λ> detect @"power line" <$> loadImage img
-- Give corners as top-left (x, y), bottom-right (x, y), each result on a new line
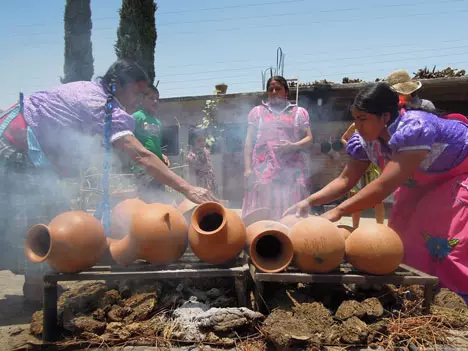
top-left (155, 44), bottom-right (468, 80)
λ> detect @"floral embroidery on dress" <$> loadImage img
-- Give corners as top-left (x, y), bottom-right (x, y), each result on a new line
top-left (423, 232), bottom-right (459, 261)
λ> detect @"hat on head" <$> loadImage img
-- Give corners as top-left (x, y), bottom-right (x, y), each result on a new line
top-left (386, 69), bottom-right (422, 95)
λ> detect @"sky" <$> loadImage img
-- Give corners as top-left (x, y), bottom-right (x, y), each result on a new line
top-left (1, 0), bottom-right (467, 107)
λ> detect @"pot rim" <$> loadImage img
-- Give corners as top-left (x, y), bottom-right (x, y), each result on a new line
top-left (191, 201), bottom-right (227, 235)
top-left (249, 230), bottom-right (294, 273)
top-left (24, 224), bottom-right (52, 263)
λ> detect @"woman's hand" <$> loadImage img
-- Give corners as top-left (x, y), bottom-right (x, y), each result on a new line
top-left (273, 140), bottom-right (296, 154)
top-left (184, 185), bottom-right (218, 204)
top-left (283, 199), bottom-right (311, 218)
top-left (162, 154), bottom-right (171, 167)
top-left (321, 206), bottom-right (344, 222)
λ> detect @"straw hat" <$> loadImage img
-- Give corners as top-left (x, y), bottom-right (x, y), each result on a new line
top-left (386, 70), bottom-right (422, 95)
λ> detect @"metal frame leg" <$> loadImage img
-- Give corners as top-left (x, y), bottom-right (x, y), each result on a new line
top-left (423, 283), bottom-right (435, 314)
top-left (234, 276), bottom-right (248, 307)
top-left (254, 281), bottom-right (267, 314)
top-left (42, 279), bottom-right (58, 342)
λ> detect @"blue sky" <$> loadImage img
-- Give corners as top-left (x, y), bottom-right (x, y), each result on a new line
top-left (1, 0), bottom-right (467, 107)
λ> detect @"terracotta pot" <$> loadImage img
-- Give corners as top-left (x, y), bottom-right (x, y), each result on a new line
top-left (25, 211), bottom-right (107, 273)
top-left (107, 236), bottom-right (139, 266)
top-left (177, 198), bottom-right (197, 224)
top-left (243, 207), bottom-right (271, 227)
top-left (189, 202), bottom-right (246, 264)
top-left (280, 214), bottom-right (311, 228)
top-left (345, 224), bottom-right (404, 275)
top-left (110, 198), bottom-right (146, 240)
top-left (246, 220), bottom-right (293, 273)
top-left (289, 216), bottom-right (345, 273)
top-left (132, 203), bottom-right (188, 264)
top-left (337, 224), bottom-right (354, 240)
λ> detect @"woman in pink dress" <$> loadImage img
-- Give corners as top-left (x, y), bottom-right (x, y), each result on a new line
top-left (286, 82), bottom-right (468, 302)
top-left (242, 76), bottom-right (313, 220)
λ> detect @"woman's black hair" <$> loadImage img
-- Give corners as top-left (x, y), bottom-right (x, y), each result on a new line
top-left (99, 59), bottom-right (149, 94)
top-left (266, 75), bottom-right (289, 94)
top-left (189, 127), bottom-right (207, 146)
top-left (351, 82), bottom-right (400, 124)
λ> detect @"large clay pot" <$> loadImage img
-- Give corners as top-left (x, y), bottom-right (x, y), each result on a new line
top-left (289, 216), bottom-right (345, 273)
top-left (25, 211), bottom-right (107, 273)
top-left (246, 220), bottom-right (293, 273)
top-left (337, 224), bottom-right (354, 240)
top-left (346, 224), bottom-right (404, 275)
top-left (243, 207), bottom-right (271, 227)
top-left (107, 236), bottom-right (139, 266)
top-left (132, 203), bottom-right (188, 264)
top-left (110, 198), bottom-right (145, 239)
top-left (189, 202), bottom-right (246, 264)
top-left (280, 214), bottom-right (311, 228)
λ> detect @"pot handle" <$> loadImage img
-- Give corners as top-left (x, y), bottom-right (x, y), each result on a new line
top-left (163, 212), bottom-right (171, 230)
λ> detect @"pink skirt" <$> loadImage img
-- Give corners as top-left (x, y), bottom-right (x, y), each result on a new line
top-left (389, 160), bottom-right (468, 302)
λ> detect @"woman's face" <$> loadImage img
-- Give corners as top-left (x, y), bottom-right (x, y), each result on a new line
top-left (351, 108), bottom-right (389, 141)
top-left (194, 136), bottom-right (206, 149)
top-left (118, 81), bottom-right (149, 113)
top-left (267, 80), bottom-right (288, 104)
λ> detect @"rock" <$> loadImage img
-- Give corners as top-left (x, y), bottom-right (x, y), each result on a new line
top-left (432, 305), bottom-right (468, 328)
top-left (341, 316), bottom-right (369, 344)
top-left (435, 289), bottom-right (468, 310)
top-left (362, 297), bottom-right (384, 318)
top-left (123, 293), bottom-right (157, 322)
top-left (196, 307), bottom-right (264, 332)
top-left (30, 311), bottom-right (43, 336)
top-left (92, 308), bottom-right (107, 321)
top-left (210, 296), bottom-right (236, 308)
top-left (206, 288), bottom-right (223, 299)
top-left (104, 322), bottom-right (132, 341)
top-left (58, 282), bottom-right (108, 315)
top-left (63, 316), bottom-right (106, 335)
top-left (107, 305), bottom-right (133, 322)
top-left (97, 289), bottom-right (121, 309)
top-left (335, 300), bottom-right (365, 320)
top-left (172, 299), bottom-right (210, 342)
top-left (9, 326), bottom-right (24, 336)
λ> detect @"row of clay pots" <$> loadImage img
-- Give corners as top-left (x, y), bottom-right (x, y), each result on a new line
top-left (24, 199), bottom-right (404, 276)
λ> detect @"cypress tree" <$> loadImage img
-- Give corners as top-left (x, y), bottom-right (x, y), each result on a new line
top-left (115, 0), bottom-right (157, 84)
top-left (62, 0), bottom-right (94, 83)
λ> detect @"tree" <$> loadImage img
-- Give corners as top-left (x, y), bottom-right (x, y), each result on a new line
top-left (62, 0), bottom-right (94, 83)
top-left (115, 0), bottom-right (157, 84)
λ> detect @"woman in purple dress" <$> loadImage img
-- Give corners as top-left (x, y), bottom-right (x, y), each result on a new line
top-left (242, 76), bottom-right (313, 220)
top-left (286, 82), bottom-right (468, 302)
top-left (0, 59), bottom-right (216, 303)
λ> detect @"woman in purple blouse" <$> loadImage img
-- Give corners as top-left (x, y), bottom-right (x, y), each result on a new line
top-left (0, 59), bottom-right (216, 304)
top-left (286, 82), bottom-right (468, 302)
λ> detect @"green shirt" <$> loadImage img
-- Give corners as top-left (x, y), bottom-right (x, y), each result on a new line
top-left (133, 110), bottom-right (163, 160)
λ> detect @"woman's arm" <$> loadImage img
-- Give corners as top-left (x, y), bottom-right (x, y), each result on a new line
top-left (291, 127), bottom-right (313, 150)
top-left (308, 158), bottom-right (369, 206)
top-left (244, 125), bottom-right (255, 175)
top-left (114, 135), bottom-right (217, 203)
top-left (333, 150), bottom-right (429, 216)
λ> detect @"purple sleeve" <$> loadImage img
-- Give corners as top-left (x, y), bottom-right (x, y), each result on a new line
top-left (109, 107), bottom-right (136, 143)
top-left (346, 133), bottom-right (369, 161)
top-left (388, 113), bottom-right (437, 152)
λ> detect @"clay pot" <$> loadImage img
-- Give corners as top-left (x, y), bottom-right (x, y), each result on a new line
top-left (337, 224), bottom-right (354, 240)
top-left (289, 216), bottom-right (345, 273)
top-left (110, 198), bottom-right (145, 240)
top-left (189, 202), bottom-right (246, 264)
top-left (177, 198), bottom-right (197, 224)
top-left (246, 220), bottom-right (293, 273)
top-left (107, 236), bottom-right (138, 266)
top-left (243, 207), bottom-right (271, 227)
top-left (280, 214), bottom-right (311, 228)
top-left (345, 224), bottom-right (404, 275)
top-left (25, 211), bottom-right (107, 273)
top-left (132, 203), bottom-right (188, 264)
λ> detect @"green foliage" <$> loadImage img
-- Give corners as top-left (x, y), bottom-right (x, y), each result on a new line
top-left (115, 0), bottom-right (158, 84)
top-left (197, 97), bottom-right (223, 147)
top-left (62, 0), bottom-right (94, 83)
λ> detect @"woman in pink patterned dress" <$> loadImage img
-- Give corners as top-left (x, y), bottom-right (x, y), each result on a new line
top-left (242, 76), bottom-right (313, 220)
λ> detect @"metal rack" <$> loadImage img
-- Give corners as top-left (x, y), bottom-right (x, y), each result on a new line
top-left (250, 263), bottom-right (439, 314)
top-left (41, 253), bottom-right (249, 342)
